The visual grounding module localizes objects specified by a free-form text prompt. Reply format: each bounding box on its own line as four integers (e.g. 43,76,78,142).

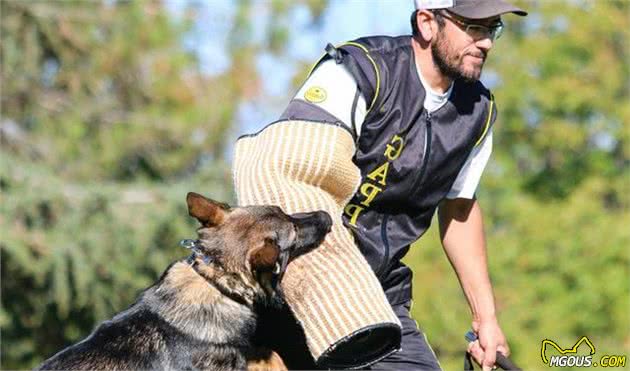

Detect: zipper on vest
377,114,432,280
411,113,433,194
377,214,390,278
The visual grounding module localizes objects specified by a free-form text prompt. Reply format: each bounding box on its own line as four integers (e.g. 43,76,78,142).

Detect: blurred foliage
406,1,629,370
1,0,628,370
1,0,237,180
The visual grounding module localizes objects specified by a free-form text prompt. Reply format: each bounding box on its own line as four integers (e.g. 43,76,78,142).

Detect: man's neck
411,36,452,94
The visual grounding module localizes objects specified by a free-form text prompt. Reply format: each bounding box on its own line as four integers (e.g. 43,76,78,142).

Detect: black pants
258,301,441,370
367,301,442,370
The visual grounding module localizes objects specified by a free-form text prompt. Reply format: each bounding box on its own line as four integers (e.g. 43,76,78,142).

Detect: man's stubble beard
431,29,484,83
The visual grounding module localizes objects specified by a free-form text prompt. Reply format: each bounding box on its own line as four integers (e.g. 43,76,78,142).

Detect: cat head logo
541,336,596,366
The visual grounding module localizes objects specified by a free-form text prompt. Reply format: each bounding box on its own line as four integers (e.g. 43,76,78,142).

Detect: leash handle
464,331,522,371
464,351,475,371
495,352,520,371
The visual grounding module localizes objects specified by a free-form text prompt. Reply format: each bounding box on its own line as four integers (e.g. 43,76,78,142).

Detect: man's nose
475,37,493,52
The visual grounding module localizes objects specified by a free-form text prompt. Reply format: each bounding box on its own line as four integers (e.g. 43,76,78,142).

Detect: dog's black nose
289,210,333,256
291,210,332,233
315,210,333,233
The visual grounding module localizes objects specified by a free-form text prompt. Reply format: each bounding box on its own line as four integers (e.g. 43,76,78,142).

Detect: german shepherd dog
37,192,332,370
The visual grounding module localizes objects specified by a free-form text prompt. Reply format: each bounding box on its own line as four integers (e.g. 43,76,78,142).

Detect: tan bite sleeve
233,121,401,362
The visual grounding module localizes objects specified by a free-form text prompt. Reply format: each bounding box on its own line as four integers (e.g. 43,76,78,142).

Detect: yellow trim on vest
475,94,494,147
340,42,380,112
306,42,381,113
307,54,328,77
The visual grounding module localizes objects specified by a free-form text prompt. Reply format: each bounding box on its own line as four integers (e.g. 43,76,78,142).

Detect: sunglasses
438,10,504,41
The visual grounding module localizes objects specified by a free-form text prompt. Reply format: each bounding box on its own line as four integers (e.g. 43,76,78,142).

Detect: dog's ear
248,239,280,272
186,192,230,227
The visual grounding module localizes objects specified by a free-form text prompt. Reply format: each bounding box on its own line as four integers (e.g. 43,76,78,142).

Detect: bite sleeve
233,120,401,368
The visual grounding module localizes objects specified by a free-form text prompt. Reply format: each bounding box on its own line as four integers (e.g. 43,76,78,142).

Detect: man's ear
186,192,230,227
248,239,280,272
417,9,437,42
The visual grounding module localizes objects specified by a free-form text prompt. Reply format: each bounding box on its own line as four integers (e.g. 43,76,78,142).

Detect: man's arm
438,197,507,371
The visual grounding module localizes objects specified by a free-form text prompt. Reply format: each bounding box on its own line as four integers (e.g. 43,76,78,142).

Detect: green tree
0,2,230,367
1,1,237,180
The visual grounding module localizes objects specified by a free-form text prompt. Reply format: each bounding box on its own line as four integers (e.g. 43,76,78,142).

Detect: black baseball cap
414,0,527,20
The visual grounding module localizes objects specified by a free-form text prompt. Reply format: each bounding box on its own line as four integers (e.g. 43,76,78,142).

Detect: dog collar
179,239,213,265
181,238,290,283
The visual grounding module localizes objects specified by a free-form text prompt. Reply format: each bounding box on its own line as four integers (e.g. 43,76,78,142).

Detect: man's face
431,12,500,82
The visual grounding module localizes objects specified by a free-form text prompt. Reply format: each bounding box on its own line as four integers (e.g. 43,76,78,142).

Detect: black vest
315,36,496,305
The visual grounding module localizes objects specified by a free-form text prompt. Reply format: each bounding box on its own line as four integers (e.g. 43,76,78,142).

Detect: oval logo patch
304,86,327,103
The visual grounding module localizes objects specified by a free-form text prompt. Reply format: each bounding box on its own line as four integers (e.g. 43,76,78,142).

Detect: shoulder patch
304,86,327,103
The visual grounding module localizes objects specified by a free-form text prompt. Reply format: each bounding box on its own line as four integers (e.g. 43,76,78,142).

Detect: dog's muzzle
273,211,332,283
289,211,333,254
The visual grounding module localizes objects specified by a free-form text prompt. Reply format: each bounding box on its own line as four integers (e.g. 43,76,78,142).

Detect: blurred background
1,0,628,369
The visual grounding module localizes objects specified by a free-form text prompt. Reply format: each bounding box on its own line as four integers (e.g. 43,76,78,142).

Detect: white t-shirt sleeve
446,130,493,199
294,59,367,135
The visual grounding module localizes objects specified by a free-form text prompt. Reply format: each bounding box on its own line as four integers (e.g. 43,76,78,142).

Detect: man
234,0,526,370
275,0,527,369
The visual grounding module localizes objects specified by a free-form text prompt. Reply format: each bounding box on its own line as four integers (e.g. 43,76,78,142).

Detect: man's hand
467,318,509,371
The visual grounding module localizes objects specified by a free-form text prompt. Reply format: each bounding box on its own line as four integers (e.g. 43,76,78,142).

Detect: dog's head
185,192,332,303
